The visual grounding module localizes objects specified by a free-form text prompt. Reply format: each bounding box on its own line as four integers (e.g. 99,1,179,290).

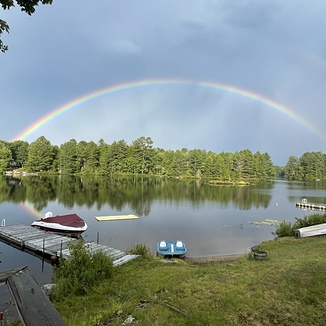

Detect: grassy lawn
53,236,326,326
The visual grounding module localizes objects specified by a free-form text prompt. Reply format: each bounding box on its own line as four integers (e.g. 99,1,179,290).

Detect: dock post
43,238,45,258
97,231,99,244
0,311,3,326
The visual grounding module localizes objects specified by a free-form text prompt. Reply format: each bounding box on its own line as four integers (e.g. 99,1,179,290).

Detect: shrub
275,220,294,237
275,213,326,237
293,213,326,229
52,238,113,298
128,243,152,259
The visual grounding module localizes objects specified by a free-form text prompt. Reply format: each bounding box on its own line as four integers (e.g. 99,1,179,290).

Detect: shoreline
185,253,245,263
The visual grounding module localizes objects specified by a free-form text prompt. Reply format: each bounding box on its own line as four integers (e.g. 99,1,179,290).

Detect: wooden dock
7,267,67,326
0,224,138,266
296,201,326,211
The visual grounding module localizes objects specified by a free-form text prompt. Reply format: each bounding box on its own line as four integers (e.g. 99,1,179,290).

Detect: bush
293,213,326,229
275,220,294,237
52,238,114,298
128,243,152,259
275,213,326,237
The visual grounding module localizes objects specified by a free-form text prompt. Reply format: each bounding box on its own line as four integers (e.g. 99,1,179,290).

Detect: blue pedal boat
157,240,187,258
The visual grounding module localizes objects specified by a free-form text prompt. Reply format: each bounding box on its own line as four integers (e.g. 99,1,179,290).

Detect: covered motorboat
31,212,87,237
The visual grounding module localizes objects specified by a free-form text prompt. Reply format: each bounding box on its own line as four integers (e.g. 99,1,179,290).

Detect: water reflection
1,176,274,215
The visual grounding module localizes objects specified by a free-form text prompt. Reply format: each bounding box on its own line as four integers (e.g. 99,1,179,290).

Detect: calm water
0,176,325,316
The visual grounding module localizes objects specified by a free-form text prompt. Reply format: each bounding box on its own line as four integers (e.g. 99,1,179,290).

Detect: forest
0,136,324,181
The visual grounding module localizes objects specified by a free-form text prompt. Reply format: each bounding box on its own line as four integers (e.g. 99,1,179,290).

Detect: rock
42,283,57,296
122,315,137,325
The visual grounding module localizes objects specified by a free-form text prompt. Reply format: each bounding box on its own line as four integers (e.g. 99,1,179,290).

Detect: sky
1,0,326,166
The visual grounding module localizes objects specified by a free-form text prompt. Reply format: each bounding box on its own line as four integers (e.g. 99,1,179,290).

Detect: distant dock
0,224,138,266
296,198,326,212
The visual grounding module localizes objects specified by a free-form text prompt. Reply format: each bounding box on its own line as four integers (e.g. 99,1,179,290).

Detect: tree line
0,135,324,181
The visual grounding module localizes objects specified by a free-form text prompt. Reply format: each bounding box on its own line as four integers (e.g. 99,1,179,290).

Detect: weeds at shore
52,239,114,298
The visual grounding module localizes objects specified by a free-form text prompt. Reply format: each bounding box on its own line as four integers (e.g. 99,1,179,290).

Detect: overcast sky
1,0,326,165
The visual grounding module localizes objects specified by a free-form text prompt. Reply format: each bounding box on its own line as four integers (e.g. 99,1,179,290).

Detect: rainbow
13,78,325,141
21,201,43,220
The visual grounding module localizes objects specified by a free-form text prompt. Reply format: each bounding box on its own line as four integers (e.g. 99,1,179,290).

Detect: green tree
172,149,189,177
8,140,29,167
76,140,88,172
99,142,111,174
59,139,79,174
219,152,233,180
84,141,100,172
188,149,206,177
0,145,12,173
1,0,53,52
285,156,301,180
232,149,253,179
202,151,217,178
107,140,129,174
25,136,55,172
152,147,165,176
300,152,325,181
252,152,276,180
130,136,154,174
160,149,174,176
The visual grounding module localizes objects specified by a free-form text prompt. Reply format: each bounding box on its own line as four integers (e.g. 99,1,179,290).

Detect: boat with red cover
31,212,88,237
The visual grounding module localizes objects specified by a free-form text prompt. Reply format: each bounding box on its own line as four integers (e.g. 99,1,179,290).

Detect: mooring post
0,311,3,326
43,238,45,258
97,231,100,244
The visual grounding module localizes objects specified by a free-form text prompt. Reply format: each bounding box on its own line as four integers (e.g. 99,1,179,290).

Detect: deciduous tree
1,0,53,52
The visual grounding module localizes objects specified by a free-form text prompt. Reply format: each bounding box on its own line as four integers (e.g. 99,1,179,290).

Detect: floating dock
95,214,139,221
0,224,138,266
296,199,326,211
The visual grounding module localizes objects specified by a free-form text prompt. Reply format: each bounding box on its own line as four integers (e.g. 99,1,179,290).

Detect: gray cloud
1,0,326,165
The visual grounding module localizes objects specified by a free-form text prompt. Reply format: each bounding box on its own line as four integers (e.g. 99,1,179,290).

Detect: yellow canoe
95,214,139,221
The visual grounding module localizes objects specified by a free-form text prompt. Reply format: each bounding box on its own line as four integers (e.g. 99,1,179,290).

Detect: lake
0,176,324,317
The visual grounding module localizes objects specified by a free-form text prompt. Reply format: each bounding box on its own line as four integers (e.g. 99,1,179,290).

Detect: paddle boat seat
158,240,169,251
175,240,185,251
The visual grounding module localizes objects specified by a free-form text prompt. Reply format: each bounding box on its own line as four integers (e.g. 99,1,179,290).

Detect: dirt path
185,253,245,263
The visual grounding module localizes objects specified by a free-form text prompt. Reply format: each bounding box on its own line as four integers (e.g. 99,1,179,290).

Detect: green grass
53,237,326,326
